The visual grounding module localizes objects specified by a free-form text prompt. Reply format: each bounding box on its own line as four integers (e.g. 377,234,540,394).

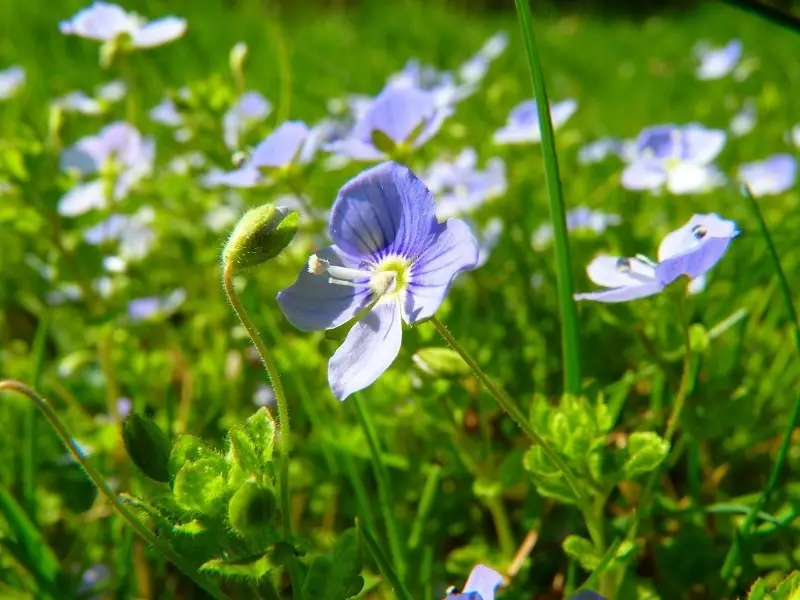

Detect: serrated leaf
563,535,601,570
533,474,577,505
244,407,276,468
169,435,216,478
523,445,559,476
623,432,670,480
200,554,271,580
173,457,230,515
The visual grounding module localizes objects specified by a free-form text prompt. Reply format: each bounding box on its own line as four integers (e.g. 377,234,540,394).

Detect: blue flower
459,32,508,85
493,98,577,145
277,162,478,400
532,207,621,250
250,120,322,170
444,564,503,600
223,91,272,149
422,148,507,219
55,82,125,114
150,97,183,126
621,124,726,195
737,154,797,197
58,122,155,216
128,289,186,323
83,206,156,262
0,66,25,100
387,60,471,109
575,213,739,303
570,592,605,600
693,39,742,80
730,100,756,137
325,83,452,161
578,137,625,165
60,2,186,48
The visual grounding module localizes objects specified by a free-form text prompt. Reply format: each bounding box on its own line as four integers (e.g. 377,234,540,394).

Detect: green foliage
302,529,364,600
622,432,670,480
745,571,800,599
121,414,171,483
412,347,471,378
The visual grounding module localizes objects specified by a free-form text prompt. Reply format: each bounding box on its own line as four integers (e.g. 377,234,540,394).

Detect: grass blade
513,0,581,394
356,518,413,600
23,312,49,521
719,185,800,582
0,486,63,597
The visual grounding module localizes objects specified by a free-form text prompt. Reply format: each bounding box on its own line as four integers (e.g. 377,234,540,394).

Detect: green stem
352,395,406,581
222,265,293,539
0,380,229,600
485,495,515,558
23,314,48,520
614,297,693,594
513,0,581,394
719,186,800,583
429,316,591,511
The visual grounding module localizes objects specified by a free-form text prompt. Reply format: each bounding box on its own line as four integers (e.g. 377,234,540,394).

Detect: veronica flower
250,120,322,170
201,164,263,189
55,91,103,115
59,122,155,216
128,289,186,323
493,98,577,145
60,2,187,49
693,39,742,80
0,66,25,100
730,100,756,137
223,91,272,149
578,137,624,165
621,124,726,195
531,207,621,250
324,83,452,161
387,61,470,109
98,80,126,101
421,148,507,219
737,154,797,197
575,213,739,303
149,98,182,126
277,162,478,400
475,218,503,268
83,206,156,261
445,564,503,600
459,32,508,86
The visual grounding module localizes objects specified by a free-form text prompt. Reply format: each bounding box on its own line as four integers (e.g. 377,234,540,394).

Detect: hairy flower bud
228,479,278,538
222,204,299,271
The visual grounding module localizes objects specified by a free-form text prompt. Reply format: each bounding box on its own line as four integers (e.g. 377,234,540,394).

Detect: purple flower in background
421,148,506,219
128,289,186,323
388,61,470,108
58,122,155,216
493,98,577,145
730,100,756,137
474,218,503,268
444,564,503,600
60,2,186,49
201,164,263,189
737,154,797,197
578,137,625,165
277,162,478,400
83,206,156,261
150,98,182,126
223,91,272,149
570,593,606,600
325,84,452,161
693,39,742,80
0,66,25,100
575,213,739,303
250,120,322,169
459,32,508,85
253,383,276,407
532,207,621,250
621,123,726,195
54,82,125,114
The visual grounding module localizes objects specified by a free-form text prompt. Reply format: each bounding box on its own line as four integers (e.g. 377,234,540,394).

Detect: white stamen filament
308,253,397,296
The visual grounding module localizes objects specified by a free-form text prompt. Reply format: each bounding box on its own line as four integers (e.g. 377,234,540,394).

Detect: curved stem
429,316,591,511
222,265,293,539
0,380,229,600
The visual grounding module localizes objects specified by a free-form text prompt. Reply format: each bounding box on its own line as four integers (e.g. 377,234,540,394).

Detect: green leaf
227,480,279,547
226,425,261,485
412,347,470,378
562,535,601,570
173,457,230,515
356,519,413,600
688,323,710,354
122,414,171,483
370,129,397,155
200,555,272,580
169,435,216,478
532,474,578,506
301,530,363,599
244,407,277,468
623,432,670,480
0,488,63,597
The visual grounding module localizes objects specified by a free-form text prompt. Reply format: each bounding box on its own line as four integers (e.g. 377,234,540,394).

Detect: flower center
307,254,411,299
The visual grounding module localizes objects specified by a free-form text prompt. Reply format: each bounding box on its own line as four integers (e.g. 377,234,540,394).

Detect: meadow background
1,0,800,598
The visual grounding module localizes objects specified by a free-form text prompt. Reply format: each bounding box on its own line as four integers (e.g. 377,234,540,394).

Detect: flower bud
222,204,299,271
121,414,171,483
412,347,470,378
169,434,214,478
229,42,248,83
228,480,278,539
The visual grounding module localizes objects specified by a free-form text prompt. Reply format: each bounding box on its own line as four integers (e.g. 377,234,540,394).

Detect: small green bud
370,129,397,155
223,204,299,271
229,41,248,82
412,347,470,378
688,323,710,354
122,414,171,483
228,480,278,538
